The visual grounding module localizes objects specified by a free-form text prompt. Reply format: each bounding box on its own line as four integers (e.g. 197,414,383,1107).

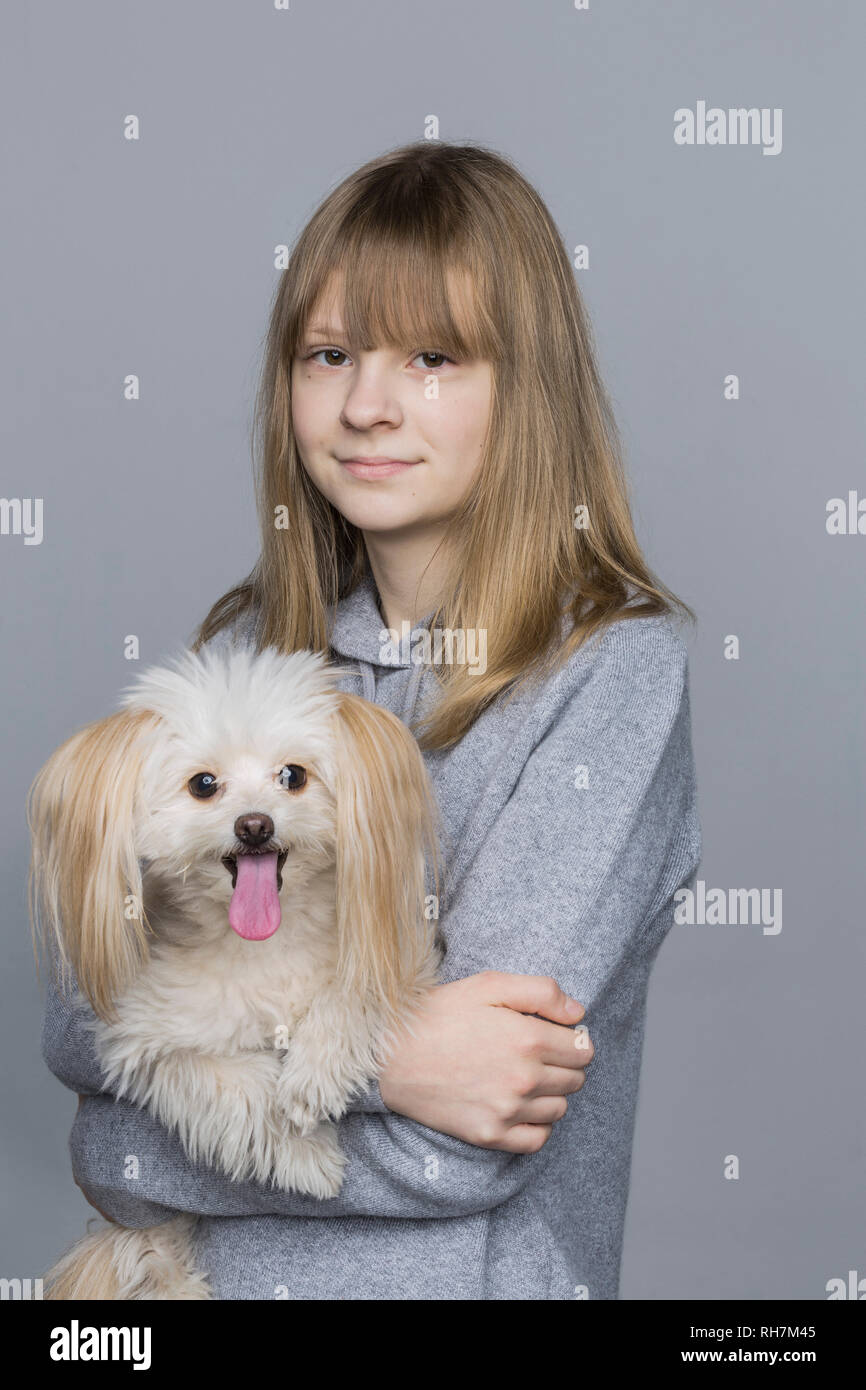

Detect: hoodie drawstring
357,659,376,703
402,658,426,724
356,657,426,727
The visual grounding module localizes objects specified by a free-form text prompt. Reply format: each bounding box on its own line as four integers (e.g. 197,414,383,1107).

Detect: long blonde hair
193,139,695,750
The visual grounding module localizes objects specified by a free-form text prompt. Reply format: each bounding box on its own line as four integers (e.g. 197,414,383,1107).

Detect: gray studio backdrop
2,1,863,1300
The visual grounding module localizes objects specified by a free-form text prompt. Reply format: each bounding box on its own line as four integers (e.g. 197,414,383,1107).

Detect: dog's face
29,638,440,1020
126,646,344,940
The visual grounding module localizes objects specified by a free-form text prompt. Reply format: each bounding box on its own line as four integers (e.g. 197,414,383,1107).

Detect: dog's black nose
234,812,275,847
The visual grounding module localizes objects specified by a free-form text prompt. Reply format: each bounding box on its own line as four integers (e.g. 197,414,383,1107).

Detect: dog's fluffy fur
28,643,443,1299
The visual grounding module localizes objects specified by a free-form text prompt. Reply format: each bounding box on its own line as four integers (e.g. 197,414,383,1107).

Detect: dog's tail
44,1215,212,1300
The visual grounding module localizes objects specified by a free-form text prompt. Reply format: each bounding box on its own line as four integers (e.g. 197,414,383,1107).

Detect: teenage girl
48,139,701,1299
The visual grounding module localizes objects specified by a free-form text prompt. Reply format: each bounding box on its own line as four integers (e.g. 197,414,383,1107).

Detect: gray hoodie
42,570,702,1299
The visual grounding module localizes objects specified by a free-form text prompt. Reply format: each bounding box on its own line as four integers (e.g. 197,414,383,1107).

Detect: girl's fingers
527,1015,595,1069
481,971,585,1024
516,1084,585,1123
524,1062,588,1100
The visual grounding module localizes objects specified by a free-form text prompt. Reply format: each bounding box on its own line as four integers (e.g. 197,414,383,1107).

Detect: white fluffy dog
28,642,443,1299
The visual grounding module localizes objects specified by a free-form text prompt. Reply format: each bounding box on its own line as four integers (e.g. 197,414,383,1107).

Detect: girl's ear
27,706,161,1022
330,692,442,1025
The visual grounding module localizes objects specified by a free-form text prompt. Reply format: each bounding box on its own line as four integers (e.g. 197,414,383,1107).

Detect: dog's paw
271,1126,347,1199
276,1061,350,1135
275,1071,325,1135
282,1097,322,1137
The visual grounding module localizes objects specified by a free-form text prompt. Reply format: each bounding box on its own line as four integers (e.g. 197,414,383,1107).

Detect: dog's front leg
96,1032,284,1186
148,1046,348,1199
275,986,395,1136
97,1026,346,1198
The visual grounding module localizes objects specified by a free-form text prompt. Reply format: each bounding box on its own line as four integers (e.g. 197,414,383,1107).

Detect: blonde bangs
285,187,502,368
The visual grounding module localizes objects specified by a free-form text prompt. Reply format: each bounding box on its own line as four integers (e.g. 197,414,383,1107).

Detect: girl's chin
337,504,431,533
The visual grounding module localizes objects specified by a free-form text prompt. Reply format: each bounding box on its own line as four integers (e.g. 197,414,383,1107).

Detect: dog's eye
188,772,219,799
278,764,307,791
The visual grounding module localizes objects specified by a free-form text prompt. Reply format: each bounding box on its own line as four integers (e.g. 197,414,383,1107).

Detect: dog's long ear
27,707,161,1022
330,693,442,1025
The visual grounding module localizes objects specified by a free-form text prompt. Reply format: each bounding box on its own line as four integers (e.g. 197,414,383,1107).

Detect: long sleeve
433,621,703,1001
54,616,702,1226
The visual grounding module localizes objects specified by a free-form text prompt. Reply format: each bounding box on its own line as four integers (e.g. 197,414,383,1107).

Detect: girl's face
290,288,493,538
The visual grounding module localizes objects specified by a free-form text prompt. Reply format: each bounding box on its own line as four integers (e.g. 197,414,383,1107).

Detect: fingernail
566,997,583,1016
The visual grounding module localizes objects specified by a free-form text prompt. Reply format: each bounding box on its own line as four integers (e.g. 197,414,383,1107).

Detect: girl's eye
278,764,307,791
412,350,453,371
188,772,219,799
306,348,453,371
309,348,350,367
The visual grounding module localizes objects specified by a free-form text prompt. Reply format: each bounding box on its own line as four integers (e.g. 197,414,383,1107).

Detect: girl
44,139,701,1300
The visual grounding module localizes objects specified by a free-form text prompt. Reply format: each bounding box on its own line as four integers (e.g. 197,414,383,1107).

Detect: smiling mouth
221,847,288,891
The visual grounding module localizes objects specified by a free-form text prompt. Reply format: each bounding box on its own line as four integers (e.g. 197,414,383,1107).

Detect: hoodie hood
327,569,435,726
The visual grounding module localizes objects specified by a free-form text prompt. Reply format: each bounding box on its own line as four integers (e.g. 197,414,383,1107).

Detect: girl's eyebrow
300,325,364,352
302,328,439,355
300,329,407,354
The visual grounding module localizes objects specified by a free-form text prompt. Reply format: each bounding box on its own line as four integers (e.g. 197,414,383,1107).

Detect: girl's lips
340,458,420,479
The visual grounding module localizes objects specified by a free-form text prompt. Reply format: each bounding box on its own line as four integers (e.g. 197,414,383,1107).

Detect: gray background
2,1,863,1299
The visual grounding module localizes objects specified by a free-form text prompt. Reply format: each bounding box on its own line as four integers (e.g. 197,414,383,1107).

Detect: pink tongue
228,852,281,940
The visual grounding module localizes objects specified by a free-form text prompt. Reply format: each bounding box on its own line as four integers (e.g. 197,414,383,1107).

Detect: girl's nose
339,364,404,431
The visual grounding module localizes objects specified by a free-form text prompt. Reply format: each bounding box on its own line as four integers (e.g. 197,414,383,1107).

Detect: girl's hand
377,972,594,1152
